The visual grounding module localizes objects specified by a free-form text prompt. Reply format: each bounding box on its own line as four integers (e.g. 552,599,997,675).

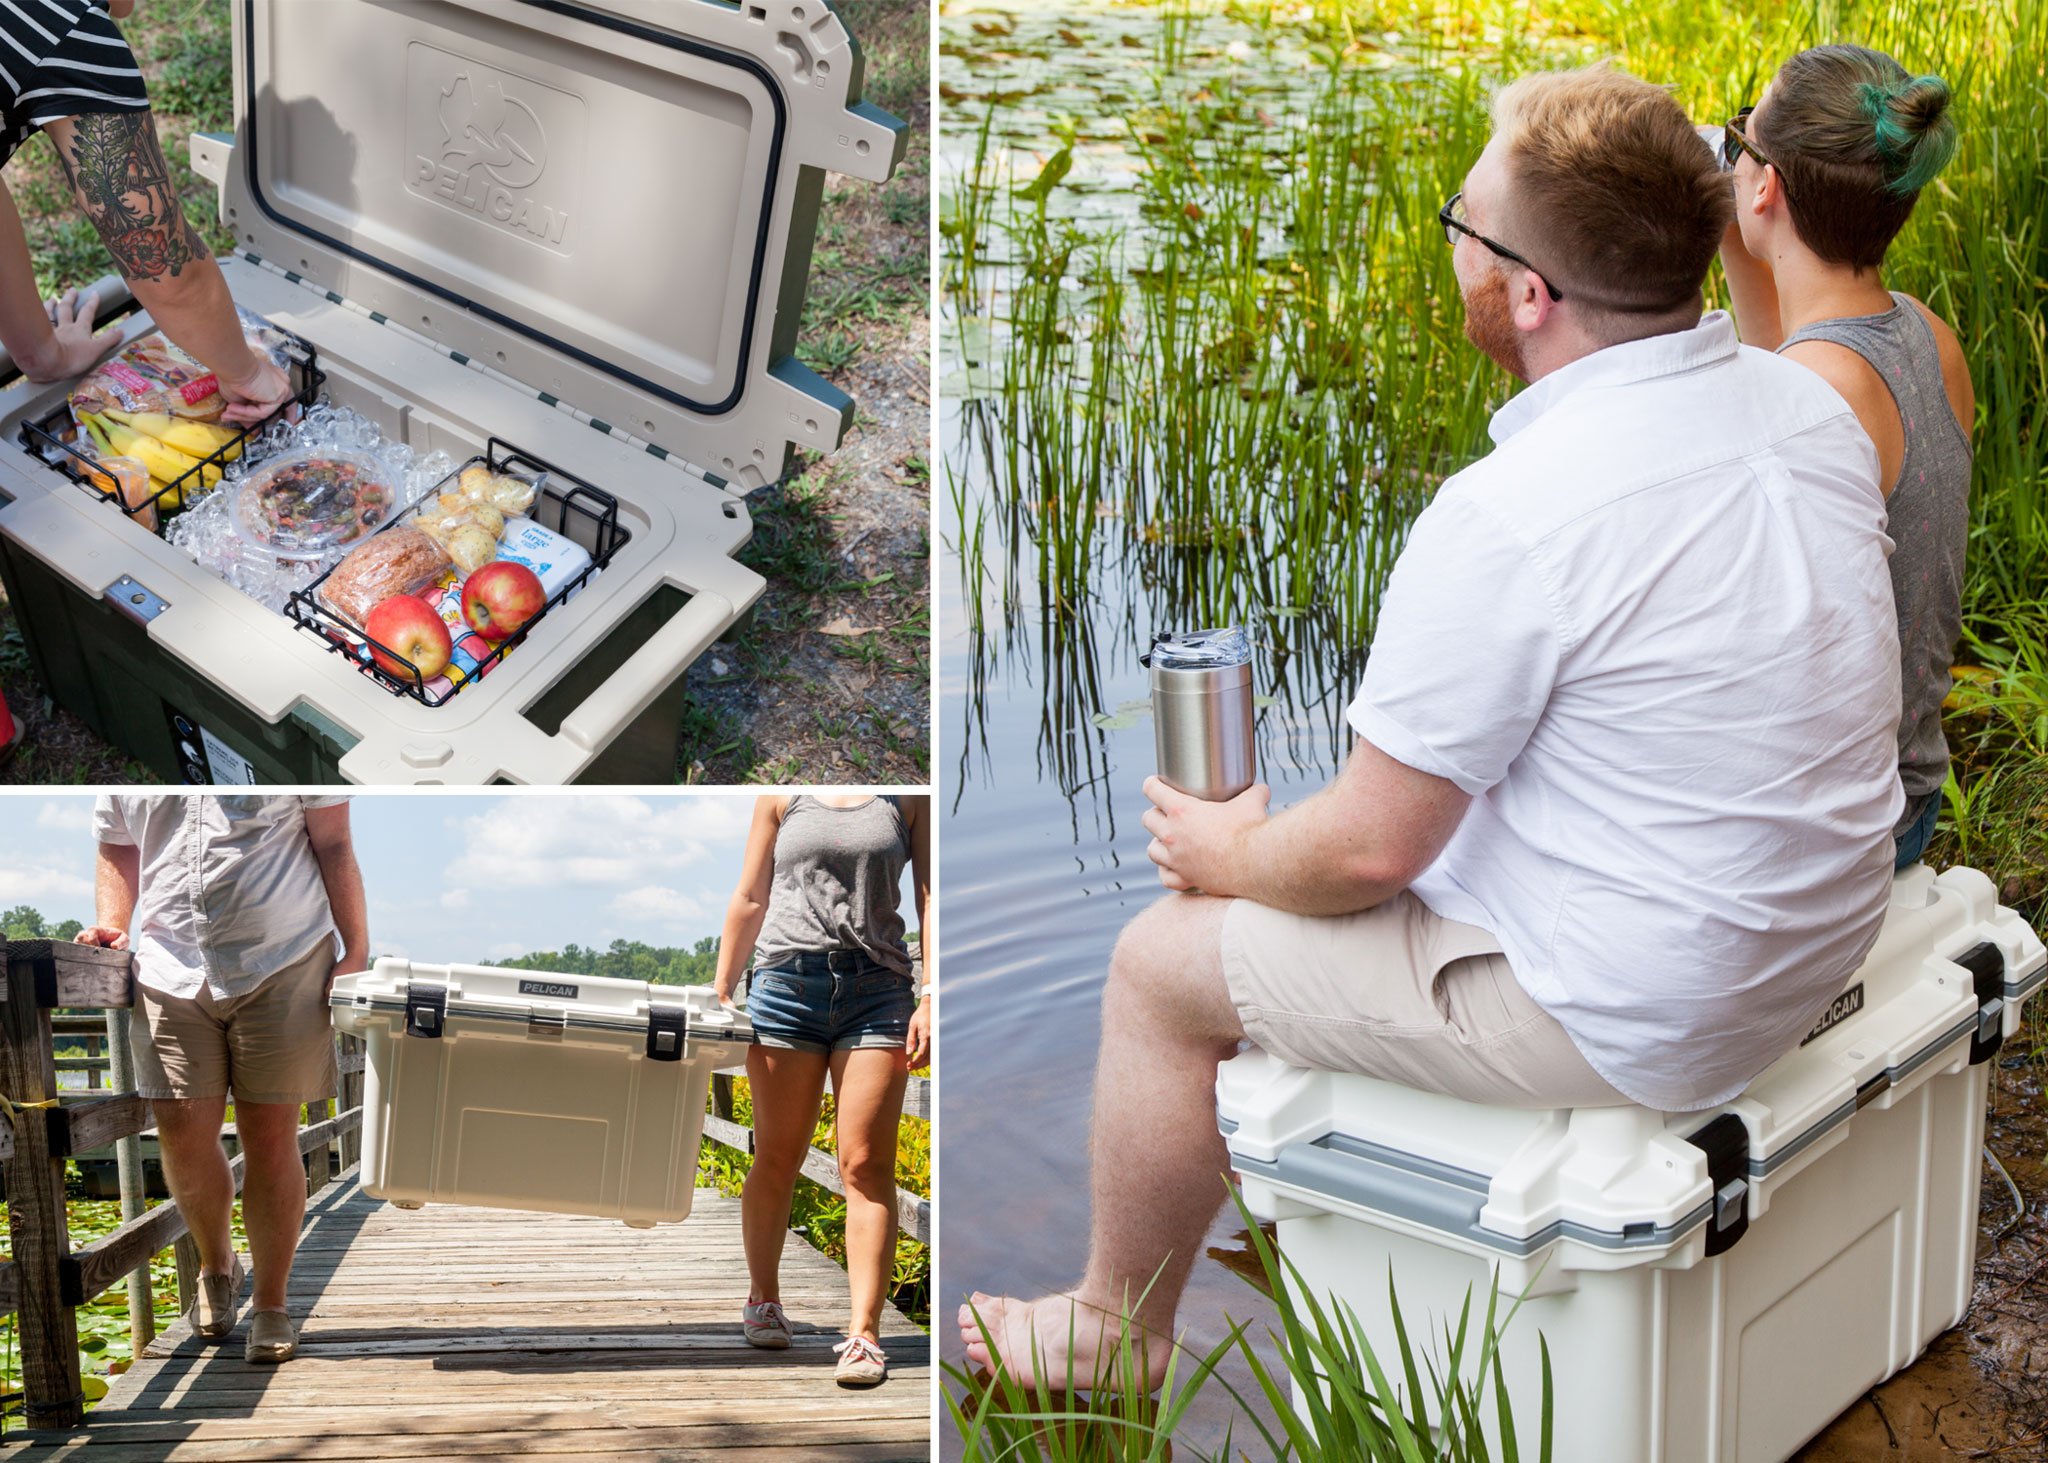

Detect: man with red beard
962,65,1902,1391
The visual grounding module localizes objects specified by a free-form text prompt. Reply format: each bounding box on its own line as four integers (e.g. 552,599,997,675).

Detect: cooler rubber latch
1687,1113,1750,1257
1960,942,2007,1065
404,981,448,1039
646,1004,689,1062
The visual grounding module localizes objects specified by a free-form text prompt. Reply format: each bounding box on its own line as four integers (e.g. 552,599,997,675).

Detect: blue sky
2,794,785,964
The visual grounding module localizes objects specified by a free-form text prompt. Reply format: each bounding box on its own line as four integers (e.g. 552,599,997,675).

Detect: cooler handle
556,588,737,755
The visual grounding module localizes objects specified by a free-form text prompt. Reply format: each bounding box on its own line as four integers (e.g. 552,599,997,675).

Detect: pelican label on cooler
518,980,580,1000
1799,983,1865,1046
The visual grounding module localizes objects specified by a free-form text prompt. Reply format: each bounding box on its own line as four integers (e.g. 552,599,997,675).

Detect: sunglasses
1722,106,1782,177
1439,192,1564,303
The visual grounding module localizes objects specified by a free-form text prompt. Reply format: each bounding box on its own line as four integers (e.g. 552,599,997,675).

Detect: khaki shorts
1221,891,1631,1108
132,941,338,1106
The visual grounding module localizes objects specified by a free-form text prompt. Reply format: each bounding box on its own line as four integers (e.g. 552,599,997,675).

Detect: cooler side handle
189,132,233,195
556,588,737,756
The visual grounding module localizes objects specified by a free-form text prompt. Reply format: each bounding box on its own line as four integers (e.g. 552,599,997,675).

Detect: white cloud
35,802,96,835
609,885,706,924
453,795,758,888
484,940,528,960
0,863,96,909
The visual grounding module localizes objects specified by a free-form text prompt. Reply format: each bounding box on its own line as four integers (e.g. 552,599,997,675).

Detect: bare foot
956,1291,1172,1394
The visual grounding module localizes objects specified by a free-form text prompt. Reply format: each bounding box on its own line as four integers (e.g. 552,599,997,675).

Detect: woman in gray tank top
712,794,932,1387
1715,45,1972,869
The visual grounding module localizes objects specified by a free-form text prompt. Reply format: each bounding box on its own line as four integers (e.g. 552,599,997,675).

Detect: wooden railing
704,1069,933,1246
0,940,364,1431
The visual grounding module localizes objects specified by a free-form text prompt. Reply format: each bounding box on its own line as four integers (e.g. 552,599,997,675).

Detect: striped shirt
0,0,147,170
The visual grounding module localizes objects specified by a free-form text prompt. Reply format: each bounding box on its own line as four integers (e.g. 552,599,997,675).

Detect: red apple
364,594,452,680
462,560,546,642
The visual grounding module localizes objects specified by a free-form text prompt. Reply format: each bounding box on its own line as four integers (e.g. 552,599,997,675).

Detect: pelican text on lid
405,45,585,252
1800,983,1865,1046
518,980,580,1001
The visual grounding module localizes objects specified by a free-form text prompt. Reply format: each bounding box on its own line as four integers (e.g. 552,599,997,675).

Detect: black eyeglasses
1439,192,1564,303
1722,106,1782,179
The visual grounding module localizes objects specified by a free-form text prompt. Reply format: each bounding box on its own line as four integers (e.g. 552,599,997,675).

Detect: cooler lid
1221,867,2047,1261
333,959,751,1047
224,0,905,490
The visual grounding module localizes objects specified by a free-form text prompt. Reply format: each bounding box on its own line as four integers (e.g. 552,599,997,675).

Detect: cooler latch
1959,942,2007,1065
646,1004,689,1062
1687,1113,1751,1257
404,981,448,1039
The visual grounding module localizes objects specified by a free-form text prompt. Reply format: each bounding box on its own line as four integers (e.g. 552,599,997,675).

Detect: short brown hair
1491,66,1733,316
1753,46,1957,270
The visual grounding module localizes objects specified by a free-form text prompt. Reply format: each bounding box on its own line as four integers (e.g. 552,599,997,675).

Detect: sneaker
833,1334,887,1387
189,1255,245,1339
743,1299,792,1349
245,1308,298,1364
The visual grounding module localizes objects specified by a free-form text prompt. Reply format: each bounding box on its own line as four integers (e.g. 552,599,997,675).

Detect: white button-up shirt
92,795,350,1001
1349,312,1903,1112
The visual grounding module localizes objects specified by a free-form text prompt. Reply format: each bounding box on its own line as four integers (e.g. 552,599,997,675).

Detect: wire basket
282,439,630,705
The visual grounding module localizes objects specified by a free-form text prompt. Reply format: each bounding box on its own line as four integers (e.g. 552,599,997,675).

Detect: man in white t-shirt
77,796,368,1365
961,65,1902,1388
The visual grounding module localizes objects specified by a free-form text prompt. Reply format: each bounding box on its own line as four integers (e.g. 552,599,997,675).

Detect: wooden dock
2,1176,929,1461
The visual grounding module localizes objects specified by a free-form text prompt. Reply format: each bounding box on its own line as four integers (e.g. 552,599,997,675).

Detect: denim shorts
1894,790,1941,871
745,951,916,1054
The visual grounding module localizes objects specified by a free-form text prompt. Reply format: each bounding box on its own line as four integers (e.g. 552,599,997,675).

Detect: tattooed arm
41,111,289,418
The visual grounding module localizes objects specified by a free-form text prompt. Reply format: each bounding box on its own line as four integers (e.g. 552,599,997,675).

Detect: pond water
937,1,2046,1456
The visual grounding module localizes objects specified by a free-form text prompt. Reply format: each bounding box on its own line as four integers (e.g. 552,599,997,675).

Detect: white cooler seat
1218,865,2046,1463
332,959,750,1226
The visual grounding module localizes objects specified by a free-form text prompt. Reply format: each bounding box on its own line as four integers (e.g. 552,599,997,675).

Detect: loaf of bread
317,525,455,629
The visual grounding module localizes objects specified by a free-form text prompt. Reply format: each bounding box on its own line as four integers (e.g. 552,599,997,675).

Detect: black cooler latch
404,981,448,1039
1687,1113,1751,1257
1959,942,2007,1065
646,1004,689,1062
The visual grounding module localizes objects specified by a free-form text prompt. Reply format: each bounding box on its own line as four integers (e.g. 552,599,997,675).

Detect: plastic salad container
230,448,397,560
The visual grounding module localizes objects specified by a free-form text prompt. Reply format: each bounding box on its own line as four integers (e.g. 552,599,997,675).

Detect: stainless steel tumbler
1147,629,1256,801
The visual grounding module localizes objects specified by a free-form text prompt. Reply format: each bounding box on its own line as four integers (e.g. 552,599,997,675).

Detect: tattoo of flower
56,112,203,282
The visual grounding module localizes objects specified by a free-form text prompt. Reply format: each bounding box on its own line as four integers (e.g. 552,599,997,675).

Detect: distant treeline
4,906,84,942
484,938,720,987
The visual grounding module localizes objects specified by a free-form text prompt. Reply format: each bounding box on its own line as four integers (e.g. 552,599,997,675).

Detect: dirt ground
0,0,930,786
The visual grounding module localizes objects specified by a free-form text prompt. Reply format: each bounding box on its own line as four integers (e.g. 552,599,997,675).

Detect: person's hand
713,969,738,1006
906,995,931,1071
73,925,129,950
215,349,293,426
1140,776,1271,895
23,288,112,382
327,944,368,997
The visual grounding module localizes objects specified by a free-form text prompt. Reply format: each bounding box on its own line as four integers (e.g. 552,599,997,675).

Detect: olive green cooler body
0,0,904,784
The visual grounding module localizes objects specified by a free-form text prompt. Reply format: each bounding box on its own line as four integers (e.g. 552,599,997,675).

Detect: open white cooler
0,0,906,784
1218,865,2047,1462
331,958,750,1226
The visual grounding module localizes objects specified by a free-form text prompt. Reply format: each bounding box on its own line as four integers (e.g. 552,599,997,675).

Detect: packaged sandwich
316,525,455,629
69,305,295,423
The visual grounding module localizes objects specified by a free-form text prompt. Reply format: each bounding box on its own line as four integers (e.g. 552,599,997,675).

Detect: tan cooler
0,0,905,784
331,959,750,1226
1220,865,2047,1462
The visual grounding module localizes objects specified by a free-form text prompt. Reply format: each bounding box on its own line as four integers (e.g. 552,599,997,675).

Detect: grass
948,1189,1551,1461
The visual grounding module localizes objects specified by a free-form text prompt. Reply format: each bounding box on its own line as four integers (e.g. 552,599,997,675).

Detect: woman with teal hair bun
1714,43,1973,872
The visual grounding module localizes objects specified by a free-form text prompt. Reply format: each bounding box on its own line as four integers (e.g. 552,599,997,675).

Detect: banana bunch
75,408,243,495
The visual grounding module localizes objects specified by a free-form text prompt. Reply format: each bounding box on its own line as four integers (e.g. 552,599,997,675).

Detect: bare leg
829,1045,911,1343
742,1046,831,1306
235,1103,307,1312
152,1097,234,1276
959,894,1244,1390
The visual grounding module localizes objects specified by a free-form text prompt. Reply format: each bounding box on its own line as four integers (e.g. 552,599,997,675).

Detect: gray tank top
1779,294,1970,831
755,795,912,977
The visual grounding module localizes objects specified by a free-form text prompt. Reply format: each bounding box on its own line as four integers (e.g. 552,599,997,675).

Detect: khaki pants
1221,891,1631,1108
131,941,338,1106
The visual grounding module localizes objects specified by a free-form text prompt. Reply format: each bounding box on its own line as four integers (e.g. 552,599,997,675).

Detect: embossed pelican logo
437,73,545,191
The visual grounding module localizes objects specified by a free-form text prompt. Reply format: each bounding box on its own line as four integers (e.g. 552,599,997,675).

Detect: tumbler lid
1142,626,1251,671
